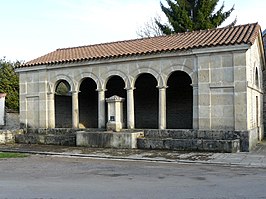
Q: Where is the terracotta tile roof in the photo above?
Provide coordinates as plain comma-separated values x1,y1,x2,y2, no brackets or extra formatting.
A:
21,23,261,67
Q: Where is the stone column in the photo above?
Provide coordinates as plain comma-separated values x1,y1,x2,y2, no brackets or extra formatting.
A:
126,87,135,129
47,92,55,128
192,84,199,129
158,86,166,129
97,89,106,128
72,91,79,128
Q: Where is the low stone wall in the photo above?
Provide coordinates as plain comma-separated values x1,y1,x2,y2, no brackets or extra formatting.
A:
137,138,240,153
139,129,252,152
143,129,241,140
15,128,78,146
13,128,257,152
0,129,24,144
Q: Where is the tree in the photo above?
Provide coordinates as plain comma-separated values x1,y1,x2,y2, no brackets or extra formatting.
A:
0,58,20,111
156,0,236,34
136,16,164,38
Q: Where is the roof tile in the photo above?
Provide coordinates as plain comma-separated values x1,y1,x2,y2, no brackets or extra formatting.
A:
21,23,261,67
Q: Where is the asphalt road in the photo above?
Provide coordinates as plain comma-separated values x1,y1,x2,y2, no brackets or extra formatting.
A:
0,155,266,199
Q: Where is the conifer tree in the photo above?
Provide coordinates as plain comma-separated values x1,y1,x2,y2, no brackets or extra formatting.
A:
156,0,236,34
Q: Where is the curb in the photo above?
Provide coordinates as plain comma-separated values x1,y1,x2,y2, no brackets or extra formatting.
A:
1,148,265,168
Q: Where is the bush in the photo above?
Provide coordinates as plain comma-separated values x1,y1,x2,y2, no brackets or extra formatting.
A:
0,58,20,112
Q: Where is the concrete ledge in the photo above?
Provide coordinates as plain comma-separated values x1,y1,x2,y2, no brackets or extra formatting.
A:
76,131,144,149
137,138,240,153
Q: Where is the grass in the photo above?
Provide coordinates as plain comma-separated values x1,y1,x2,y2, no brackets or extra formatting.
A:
0,152,28,158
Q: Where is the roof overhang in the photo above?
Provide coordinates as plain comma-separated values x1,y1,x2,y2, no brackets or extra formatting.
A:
15,44,251,73
257,30,266,70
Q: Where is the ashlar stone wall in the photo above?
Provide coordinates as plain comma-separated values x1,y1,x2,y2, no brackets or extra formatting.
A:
246,37,265,141
17,43,264,146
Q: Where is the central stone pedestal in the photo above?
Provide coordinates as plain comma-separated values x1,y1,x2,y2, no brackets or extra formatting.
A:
76,131,144,149
106,95,124,132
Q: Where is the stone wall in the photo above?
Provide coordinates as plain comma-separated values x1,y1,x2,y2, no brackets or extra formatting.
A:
263,33,266,136
0,110,20,130
15,128,250,152
17,41,265,141
0,129,24,144
138,129,253,152
15,128,77,146
5,111,20,129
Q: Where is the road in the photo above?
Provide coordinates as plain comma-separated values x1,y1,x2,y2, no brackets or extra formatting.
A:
0,155,265,199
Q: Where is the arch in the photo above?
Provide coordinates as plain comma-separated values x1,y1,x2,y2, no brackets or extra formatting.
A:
102,70,129,90
163,65,195,85
135,73,158,129
166,71,193,129
105,75,127,127
55,80,71,96
131,67,162,88
54,76,73,128
53,74,75,93
79,77,98,128
76,72,101,91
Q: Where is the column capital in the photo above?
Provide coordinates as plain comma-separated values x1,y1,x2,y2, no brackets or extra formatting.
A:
191,83,198,88
71,90,79,94
125,87,135,91
157,86,168,90
96,88,107,92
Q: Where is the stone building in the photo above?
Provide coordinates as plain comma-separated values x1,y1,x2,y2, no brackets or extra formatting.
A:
16,23,265,151
263,29,266,134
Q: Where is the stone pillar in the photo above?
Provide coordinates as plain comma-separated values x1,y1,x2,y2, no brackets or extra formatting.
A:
126,87,135,129
197,55,211,130
192,84,199,129
158,86,166,129
97,89,106,128
47,92,55,128
72,91,79,128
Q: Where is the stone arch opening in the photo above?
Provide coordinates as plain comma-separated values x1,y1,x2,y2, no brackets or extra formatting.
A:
105,76,127,127
55,80,72,128
166,71,193,129
135,73,158,129
78,78,98,128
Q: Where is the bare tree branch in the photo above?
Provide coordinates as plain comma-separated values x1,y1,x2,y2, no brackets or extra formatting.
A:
136,16,164,38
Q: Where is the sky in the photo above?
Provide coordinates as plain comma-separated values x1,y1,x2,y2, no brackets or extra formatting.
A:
0,0,265,62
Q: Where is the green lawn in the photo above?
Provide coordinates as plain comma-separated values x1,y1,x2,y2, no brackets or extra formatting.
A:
0,152,28,158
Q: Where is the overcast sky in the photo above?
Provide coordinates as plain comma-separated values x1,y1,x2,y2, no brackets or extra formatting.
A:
1,0,265,62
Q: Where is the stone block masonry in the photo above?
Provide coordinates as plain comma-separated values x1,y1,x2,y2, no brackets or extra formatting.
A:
14,128,252,152
15,128,77,146
0,129,24,144
137,129,252,152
